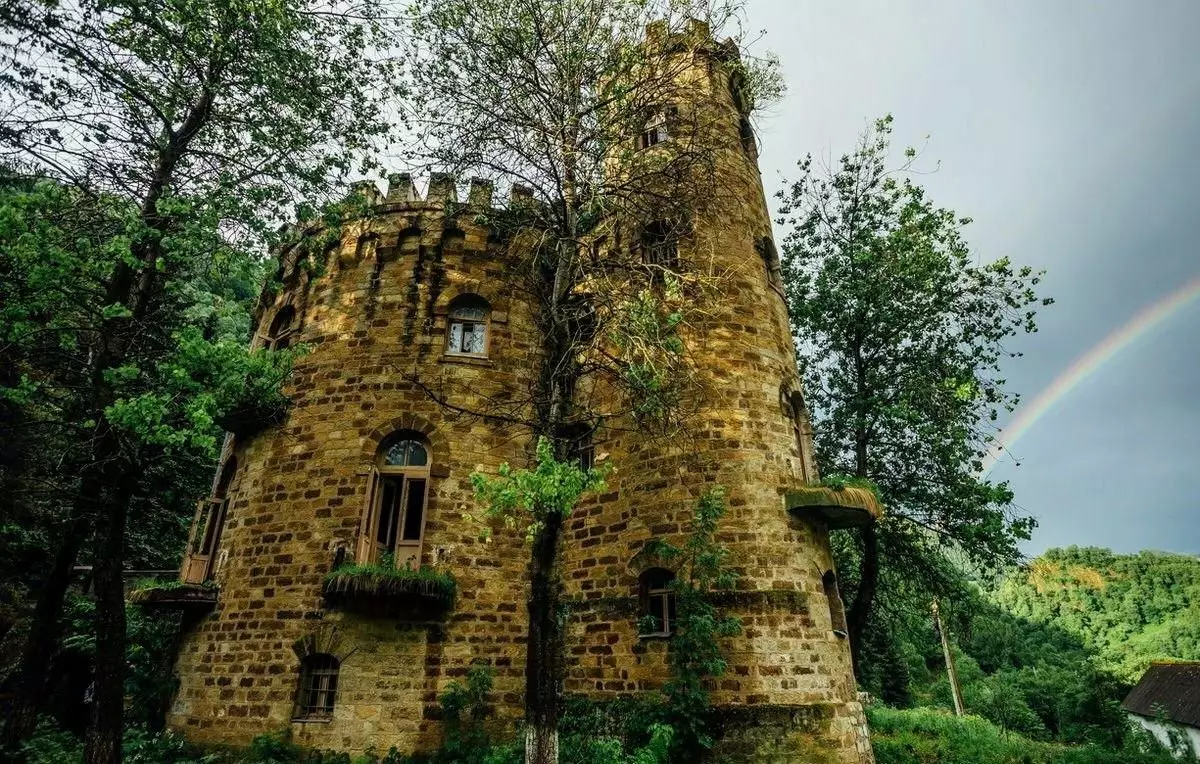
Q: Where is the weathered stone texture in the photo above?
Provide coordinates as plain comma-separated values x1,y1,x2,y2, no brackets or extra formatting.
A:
167,25,873,764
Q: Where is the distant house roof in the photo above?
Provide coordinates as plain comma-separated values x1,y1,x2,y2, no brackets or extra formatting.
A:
1123,662,1200,729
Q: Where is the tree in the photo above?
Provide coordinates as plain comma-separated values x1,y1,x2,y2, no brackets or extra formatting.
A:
0,0,402,758
405,2,780,761
776,115,1050,668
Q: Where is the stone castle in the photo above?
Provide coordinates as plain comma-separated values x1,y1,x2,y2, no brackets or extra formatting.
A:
160,20,877,764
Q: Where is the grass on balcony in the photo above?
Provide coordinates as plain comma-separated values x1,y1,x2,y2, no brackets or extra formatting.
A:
127,578,218,609
322,559,457,613
786,475,883,528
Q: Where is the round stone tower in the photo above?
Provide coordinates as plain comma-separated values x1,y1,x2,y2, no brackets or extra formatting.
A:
164,20,874,764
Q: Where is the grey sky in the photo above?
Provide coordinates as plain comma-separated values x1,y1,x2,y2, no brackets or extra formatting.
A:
746,0,1200,555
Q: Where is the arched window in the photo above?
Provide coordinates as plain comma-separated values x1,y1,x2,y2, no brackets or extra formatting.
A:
357,433,432,569
266,306,296,351
757,236,781,290
445,295,490,357
639,568,677,638
824,570,848,637
782,388,812,483
294,653,340,720
182,457,236,584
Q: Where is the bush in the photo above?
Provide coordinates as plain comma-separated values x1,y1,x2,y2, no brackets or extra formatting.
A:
868,706,1183,764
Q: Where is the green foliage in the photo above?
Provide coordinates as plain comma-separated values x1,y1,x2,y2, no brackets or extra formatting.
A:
325,561,457,596
778,114,1051,639
818,473,883,500
868,706,1181,764
851,548,1194,753
994,547,1200,683
639,488,740,758
469,437,609,542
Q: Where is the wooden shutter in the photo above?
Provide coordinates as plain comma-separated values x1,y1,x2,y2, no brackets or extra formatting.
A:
355,468,380,564
182,498,224,584
394,477,428,570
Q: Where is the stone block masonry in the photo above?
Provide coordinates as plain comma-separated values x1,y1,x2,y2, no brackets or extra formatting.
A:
166,21,873,764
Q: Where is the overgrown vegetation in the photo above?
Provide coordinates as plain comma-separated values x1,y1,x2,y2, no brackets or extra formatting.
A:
995,547,1200,683
778,114,1052,658
849,546,1200,760
868,706,1187,764
323,560,458,609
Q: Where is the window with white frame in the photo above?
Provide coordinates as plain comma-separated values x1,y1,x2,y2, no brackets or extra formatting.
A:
639,568,677,638
446,295,490,356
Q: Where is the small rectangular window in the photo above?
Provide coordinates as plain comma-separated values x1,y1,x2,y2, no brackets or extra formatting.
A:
295,655,340,720
637,107,673,150
448,320,486,354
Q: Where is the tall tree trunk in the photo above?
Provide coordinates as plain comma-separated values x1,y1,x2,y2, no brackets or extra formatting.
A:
1,505,92,750
83,474,131,764
524,511,564,764
846,523,879,676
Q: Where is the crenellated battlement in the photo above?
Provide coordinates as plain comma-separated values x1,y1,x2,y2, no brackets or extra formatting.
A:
347,172,534,215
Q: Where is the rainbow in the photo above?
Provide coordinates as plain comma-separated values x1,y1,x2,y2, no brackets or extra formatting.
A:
982,274,1200,475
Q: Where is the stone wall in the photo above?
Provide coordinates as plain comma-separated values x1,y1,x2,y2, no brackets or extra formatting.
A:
167,22,873,764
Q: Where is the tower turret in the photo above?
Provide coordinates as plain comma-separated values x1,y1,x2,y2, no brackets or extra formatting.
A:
164,21,874,764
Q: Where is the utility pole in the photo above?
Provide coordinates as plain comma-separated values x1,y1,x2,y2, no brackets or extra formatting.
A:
932,599,965,716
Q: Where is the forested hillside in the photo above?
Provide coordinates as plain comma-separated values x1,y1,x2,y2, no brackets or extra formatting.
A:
850,545,1200,760
995,547,1200,682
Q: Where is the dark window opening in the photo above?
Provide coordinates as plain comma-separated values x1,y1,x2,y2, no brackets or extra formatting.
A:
757,236,781,290
641,221,679,273
824,570,848,637
266,306,296,350
640,568,677,637
295,654,339,720
739,116,756,154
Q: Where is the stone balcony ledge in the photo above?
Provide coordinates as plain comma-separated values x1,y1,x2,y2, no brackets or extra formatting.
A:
785,484,883,530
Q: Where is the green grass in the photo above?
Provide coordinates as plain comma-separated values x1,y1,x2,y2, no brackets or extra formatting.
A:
128,577,215,594
322,561,457,607
868,706,1185,764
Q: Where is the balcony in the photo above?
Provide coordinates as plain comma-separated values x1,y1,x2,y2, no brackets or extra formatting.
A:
127,579,218,613
322,563,456,619
785,481,883,530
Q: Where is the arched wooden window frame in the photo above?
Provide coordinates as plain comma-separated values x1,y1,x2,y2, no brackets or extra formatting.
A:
823,570,848,638
293,653,340,721
639,567,677,638
444,294,491,357
264,305,297,351
357,433,432,570
182,456,237,584
782,388,813,483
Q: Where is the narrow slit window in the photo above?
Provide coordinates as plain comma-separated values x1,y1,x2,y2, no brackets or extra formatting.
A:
824,570,848,637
